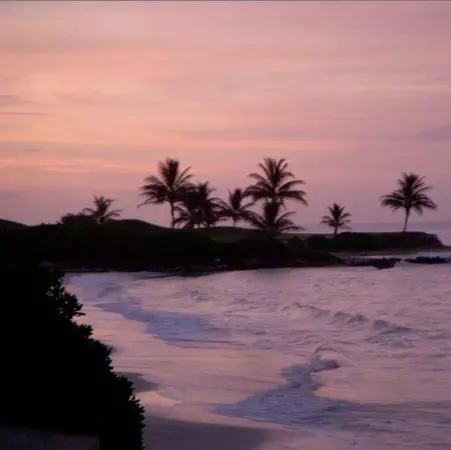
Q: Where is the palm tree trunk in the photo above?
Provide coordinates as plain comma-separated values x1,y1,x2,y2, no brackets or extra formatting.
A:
403,209,410,232
333,226,338,236
170,202,175,228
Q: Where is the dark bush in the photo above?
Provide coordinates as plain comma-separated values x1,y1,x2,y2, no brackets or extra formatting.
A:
305,234,331,251
59,213,97,227
331,231,442,252
0,262,144,449
332,232,377,251
286,237,305,252
218,236,291,267
0,224,219,270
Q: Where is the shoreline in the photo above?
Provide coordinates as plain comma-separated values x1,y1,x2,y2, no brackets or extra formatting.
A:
143,414,280,450
63,245,451,276
70,293,295,450
336,245,451,257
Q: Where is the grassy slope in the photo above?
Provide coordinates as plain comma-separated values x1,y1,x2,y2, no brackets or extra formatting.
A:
0,218,28,230
1,217,443,248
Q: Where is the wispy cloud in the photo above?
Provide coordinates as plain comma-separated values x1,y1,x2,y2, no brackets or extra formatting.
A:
0,94,26,106
0,2,451,223
418,124,451,142
0,111,50,116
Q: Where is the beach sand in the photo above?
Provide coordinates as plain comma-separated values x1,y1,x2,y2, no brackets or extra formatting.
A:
70,280,296,450
144,415,272,450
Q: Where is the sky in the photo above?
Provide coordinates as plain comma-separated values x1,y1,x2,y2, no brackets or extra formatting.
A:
1,1,451,227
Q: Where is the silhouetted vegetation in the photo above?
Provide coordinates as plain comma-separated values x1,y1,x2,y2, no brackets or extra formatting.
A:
0,262,144,449
83,195,122,224
216,188,255,227
244,199,303,236
320,203,352,235
1,160,443,270
0,218,28,231
306,231,442,253
174,182,223,229
0,220,442,274
60,212,97,226
247,157,307,206
140,158,193,228
380,172,438,232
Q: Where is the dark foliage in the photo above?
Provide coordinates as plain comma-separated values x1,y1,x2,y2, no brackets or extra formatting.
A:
244,199,302,236
304,231,443,252
82,196,121,224
216,188,255,227
247,157,307,205
320,203,351,235
0,225,443,273
0,218,28,231
380,173,437,232
140,158,193,228
0,263,144,449
217,236,291,268
0,224,219,271
59,212,97,227
305,235,330,251
174,182,223,229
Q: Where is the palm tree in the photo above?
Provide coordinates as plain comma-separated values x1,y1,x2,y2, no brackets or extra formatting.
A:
380,173,438,232
217,188,255,227
82,196,121,224
245,199,303,236
139,158,193,228
247,157,307,206
174,182,223,229
320,203,352,236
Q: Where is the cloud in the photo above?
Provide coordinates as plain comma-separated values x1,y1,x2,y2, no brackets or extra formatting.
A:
0,111,50,116
0,188,23,200
418,124,451,141
0,94,25,107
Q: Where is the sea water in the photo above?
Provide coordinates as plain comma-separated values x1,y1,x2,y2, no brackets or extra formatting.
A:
67,223,451,449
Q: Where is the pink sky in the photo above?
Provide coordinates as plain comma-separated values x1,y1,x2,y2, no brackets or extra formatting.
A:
1,1,451,226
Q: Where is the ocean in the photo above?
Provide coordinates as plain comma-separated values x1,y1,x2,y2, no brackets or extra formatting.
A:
67,222,451,449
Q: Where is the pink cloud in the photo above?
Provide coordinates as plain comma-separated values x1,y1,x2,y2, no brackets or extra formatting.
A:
0,1,450,224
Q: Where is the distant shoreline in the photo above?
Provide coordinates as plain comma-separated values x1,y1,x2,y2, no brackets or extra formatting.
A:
65,245,451,276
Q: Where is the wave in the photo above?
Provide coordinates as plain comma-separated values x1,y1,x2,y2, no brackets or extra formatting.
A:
283,302,412,336
216,346,350,424
98,300,232,348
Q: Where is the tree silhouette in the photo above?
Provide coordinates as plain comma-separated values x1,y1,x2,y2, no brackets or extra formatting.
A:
59,212,96,227
174,182,222,229
380,173,437,232
0,263,144,449
247,157,307,206
217,188,255,226
82,196,121,224
320,203,352,235
245,199,303,236
139,158,193,228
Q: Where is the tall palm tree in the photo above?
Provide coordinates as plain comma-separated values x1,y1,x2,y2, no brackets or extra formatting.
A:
217,188,255,227
82,196,121,224
320,203,352,236
245,199,303,236
139,158,193,228
174,182,223,229
380,172,438,232
247,157,307,206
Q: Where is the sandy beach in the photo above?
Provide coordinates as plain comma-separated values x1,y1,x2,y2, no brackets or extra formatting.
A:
143,415,272,450
68,261,451,450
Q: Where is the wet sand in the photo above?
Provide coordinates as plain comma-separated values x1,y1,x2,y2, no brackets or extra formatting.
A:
144,415,271,450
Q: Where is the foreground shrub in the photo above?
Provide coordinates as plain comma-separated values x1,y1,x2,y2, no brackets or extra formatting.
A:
0,262,144,449
305,234,331,251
